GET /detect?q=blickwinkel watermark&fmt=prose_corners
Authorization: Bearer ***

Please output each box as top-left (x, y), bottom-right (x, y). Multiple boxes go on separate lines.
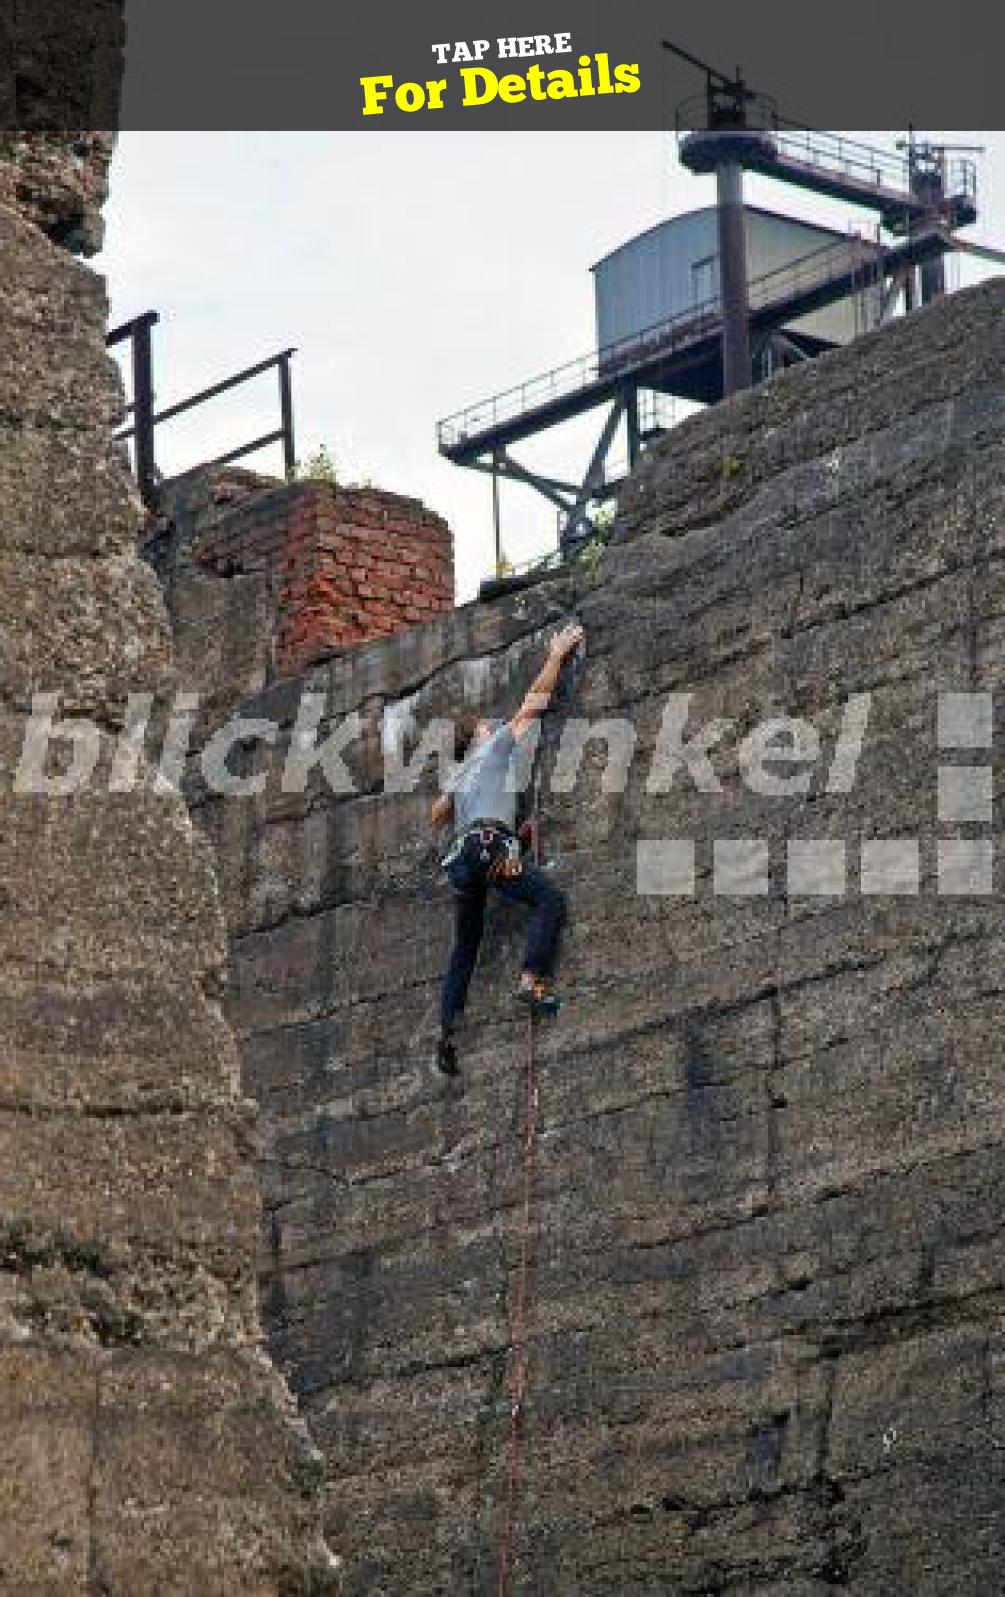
top-left (8, 687), bottom-right (996, 901)
top-left (12, 687), bottom-right (872, 798)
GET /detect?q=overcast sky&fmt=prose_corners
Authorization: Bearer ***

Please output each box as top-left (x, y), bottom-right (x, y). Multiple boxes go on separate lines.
top-left (97, 131), bottom-right (1004, 600)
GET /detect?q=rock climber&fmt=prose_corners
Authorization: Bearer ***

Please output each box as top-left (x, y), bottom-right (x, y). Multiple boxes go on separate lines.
top-left (431, 621), bottom-right (585, 1076)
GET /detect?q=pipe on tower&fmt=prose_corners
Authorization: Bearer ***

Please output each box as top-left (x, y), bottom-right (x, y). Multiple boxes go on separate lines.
top-left (716, 159), bottom-right (752, 395)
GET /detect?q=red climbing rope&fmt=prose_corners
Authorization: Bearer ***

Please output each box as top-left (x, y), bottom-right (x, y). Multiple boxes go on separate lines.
top-left (495, 1003), bottom-right (539, 1597)
top-left (495, 820), bottom-right (544, 1597)
top-left (494, 635), bottom-right (583, 1594)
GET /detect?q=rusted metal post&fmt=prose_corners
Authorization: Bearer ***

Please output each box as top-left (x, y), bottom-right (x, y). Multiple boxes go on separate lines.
top-left (278, 353), bottom-right (297, 480)
top-left (130, 311), bottom-right (159, 507)
top-left (717, 158), bottom-right (752, 395)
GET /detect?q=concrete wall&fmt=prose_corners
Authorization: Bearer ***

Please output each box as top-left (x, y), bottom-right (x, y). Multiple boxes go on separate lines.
top-left (0, 0), bottom-right (122, 257)
top-left (171, 276), bottom-right (1005, 1592)
top-left (0, 98), bottom-right (338, 1597)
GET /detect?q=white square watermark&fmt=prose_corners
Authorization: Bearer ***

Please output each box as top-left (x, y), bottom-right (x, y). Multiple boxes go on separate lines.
top-left (636, 839), bottom-right (696, 897)
top-left (938, 692), bottom-right (993, 749)
top-left (860, 838), bottom-right (921, 896)
top-left (787, 839), bottom-right (847, 897)
top-left (713, 838), bottom-right (770, 896)
top-left (937, 839), bottom-right (994, 896)
top-left (937, 765), bottom-right (993, 824)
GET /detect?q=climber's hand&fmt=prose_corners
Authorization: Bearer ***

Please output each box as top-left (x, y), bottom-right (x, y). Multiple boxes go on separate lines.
top-left (431, 793), bottom-right (453, 830)
top-left (518, 818), bottom-right (538, 854)
top-left (550, 622), bottom-right (585, 661)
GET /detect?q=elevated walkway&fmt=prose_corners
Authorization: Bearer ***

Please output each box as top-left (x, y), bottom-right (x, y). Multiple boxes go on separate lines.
top-left (676, 105), bottom-right (978, 233)
top-left (438, 224), bottom-right (950, 465)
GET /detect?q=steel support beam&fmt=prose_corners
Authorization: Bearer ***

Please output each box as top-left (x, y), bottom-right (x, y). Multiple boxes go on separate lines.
top-left (625, 386), bottom-right (641, 470)
top-left (467, 459), bottom-right (585, 499)
top-left (943, 234), bottom-right (1005, 267)
top-left (766, 329), bottom-right (812, 369)
top-left (562, 399), bottom-right (624, 543)
top-left (491, 450), bottom-right (502, 572)
top-left (463, 397), bottom-right (631, 561)
top-left (490, 452), bottom-right (578, 521)
top-left (919, 252), bottom-right (946, 304)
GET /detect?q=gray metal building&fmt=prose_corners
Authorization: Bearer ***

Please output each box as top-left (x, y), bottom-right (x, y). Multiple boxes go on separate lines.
top-left (593, 205), bottom-right (885, 360)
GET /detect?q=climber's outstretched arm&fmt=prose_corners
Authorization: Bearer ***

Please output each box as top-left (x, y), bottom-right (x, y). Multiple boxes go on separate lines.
top-left (509, 622), bottom-right (585, 742)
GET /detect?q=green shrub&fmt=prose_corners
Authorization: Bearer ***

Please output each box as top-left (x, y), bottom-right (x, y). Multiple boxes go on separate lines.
top-left (295, 443), bottom-right (338, 485)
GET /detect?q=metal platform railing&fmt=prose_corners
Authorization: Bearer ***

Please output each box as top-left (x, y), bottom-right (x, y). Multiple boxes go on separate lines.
top-left (107, 311), bottom-right (297, 509)
top-left (770, 123), bottom-right (977, 211)
top-left (771, 124), bottom-right (911, 193)
top-left (673, 103), bottom-right (978, 216)
top-left (437, 232), bottom-right (879, 455)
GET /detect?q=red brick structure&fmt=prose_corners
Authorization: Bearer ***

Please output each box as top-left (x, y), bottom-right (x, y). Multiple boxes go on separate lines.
top-left (153, 467), bottom-right (454, 677)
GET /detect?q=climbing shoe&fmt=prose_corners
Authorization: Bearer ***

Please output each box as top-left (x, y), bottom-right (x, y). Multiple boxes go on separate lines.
top-left (516, 977), bottom-right (561, 1018)
top-left (436, 1030), bottom-right (460, 1076)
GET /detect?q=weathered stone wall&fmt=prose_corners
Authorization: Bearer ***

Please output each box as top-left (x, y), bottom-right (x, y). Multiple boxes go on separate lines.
top-left (0, 122), bottom-right (338, 1597)
top-left (181, 278), bottom-right (1005, 1593)
top-left (0, 133), bottom-right (116, 255)
top-left (0, 0), bottom-right (122, 256)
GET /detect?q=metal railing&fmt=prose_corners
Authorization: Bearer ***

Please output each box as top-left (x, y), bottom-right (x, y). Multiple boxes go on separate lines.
top-left (107, 311), bottom-right (297, 508)
top-left (770, 123), bottom-right (976, 208)
top-left (925, 152), bottom-right (978, 207)
top-left (674, 104), bottom-right (977, 212)
top-left (438, 232), bottom-right (880, 454)
top-left (438, 313), bottom-right (712, 453)
top-left (770, 123), bottom-right (913, 193)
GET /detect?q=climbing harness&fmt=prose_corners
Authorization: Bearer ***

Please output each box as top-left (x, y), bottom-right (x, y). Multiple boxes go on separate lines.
top-left (494, 628), bottom-right (585, 1596)
top-left (489, 835), bottom-right (524, 883)
top-left (440, 820), bottom-right (522, 881)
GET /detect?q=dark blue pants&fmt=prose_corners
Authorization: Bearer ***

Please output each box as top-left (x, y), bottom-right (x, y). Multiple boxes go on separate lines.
top-left (440, 832), bottom-right (567, 1033)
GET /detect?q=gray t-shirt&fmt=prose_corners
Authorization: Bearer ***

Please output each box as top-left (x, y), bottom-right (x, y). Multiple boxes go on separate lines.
top-left (445, 723), bottom-right (524, 834)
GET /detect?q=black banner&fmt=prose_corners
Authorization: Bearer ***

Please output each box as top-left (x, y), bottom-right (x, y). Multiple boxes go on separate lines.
top-left (5, 0), bottom-right (1005, 131)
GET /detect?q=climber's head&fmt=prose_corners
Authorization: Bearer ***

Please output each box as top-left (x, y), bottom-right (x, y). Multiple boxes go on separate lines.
top-left (453, 713), bottom-right (497, 761)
